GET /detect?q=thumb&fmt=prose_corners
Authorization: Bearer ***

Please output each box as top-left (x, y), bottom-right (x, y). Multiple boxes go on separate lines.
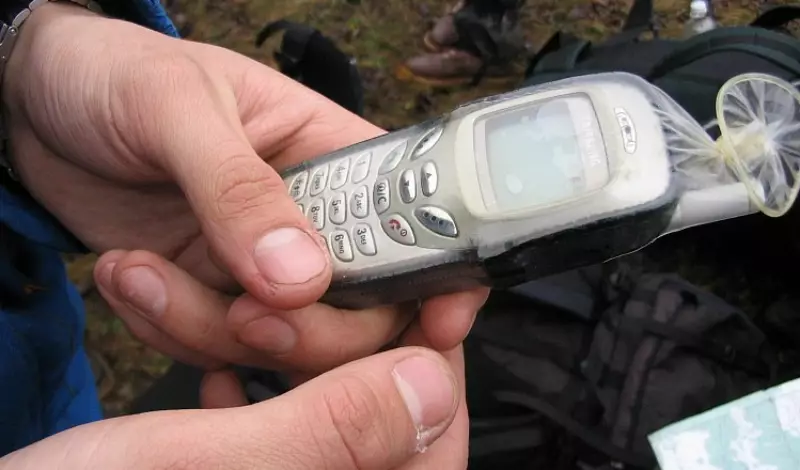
top-left (263, 348), bottom-right (459, 467)
top-left (151, 56), bottom-right (331, 310)
top-left (230, 347), bottom-right (459, 470)
top-left (0, 348), bottom-right (458, 470)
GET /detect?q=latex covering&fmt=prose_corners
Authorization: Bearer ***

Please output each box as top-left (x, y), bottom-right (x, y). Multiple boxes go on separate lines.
top-left (648, 72), bottom-right (800, 218)
top-left (460, 72), bottom-right (800, 257)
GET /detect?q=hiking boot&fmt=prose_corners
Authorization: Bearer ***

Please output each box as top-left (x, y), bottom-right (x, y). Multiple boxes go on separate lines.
top-left (424, 14), bottom-right (459, 52)
top-left (396, 48), bottom-right (518, 87)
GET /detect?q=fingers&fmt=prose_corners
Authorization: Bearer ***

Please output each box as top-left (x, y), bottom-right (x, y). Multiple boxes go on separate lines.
top-left (0, 348), bottom-right (459, 470)
top-left (420, 287), bottom-right (490, 351)
top-left (200, 370), bottom-right (249, 409)
top-left (94, 250), bottom-right (414, 373)
top-left (398, 323), bottom-right (471, 470)
top-left (147, 56), bottom-right (331, 311)
top-left (244, 347), bottom-right (459, 470)
top-left (226, 295), bottom-right (415, 373)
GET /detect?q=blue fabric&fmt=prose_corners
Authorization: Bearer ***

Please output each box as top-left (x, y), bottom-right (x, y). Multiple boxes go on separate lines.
top-left (0, 0), bottom-right (179, 457)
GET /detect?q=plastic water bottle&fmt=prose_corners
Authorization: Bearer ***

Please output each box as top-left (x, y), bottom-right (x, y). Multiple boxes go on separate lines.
top-left (683, 0), bottom-right (717, 38)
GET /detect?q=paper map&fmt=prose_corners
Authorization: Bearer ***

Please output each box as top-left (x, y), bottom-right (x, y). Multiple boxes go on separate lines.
top-left (649, 378), bottom-right (800, 469)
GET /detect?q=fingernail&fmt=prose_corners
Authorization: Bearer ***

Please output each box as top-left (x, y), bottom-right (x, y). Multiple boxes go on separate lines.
top-left (97, 262), bottom-right (116, 288)
top-left (254, 227), bottom-right (327, 285)
top-left (239, 316), bottom-right (297, 355)
top-left (392, 355), bottom-right (457, 450)
top-left (117, 266), bottom-right (167, 317)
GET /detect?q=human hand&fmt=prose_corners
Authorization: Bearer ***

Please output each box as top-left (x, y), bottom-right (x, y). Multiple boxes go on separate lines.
top-left (2, 3), bottom-right (489, 375)
top-left (89, 248), bottom-right (470, 470)
top-left (0, 343), bottom-right (467, 470)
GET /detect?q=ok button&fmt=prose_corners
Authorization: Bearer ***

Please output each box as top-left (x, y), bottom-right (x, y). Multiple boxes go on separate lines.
top-left (374, 178), bottom-right (390, 214)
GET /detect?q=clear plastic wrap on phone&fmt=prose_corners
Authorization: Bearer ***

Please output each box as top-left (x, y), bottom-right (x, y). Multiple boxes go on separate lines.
top-left (463, 72), bottom-right (800, 257)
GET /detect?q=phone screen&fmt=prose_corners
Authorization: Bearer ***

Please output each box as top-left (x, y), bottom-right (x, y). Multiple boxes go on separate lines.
top-left (480, 96), bottom-right (601, 213)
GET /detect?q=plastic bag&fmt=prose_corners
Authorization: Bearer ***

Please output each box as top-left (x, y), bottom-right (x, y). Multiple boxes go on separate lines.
top-left (455, 72), bottom-right (800, 257)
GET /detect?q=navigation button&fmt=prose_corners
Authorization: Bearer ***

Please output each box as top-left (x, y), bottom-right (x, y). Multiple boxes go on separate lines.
top-left (381, 214), bottom-right (416, 245)
top-left (309, 165), bottom-right (329, 196)
top-left (307, 199), bottom-right (325, 230)
top-left (329, 192), bottom-right (347, 225)
top-left (415, 206), bottom-right (458, 238)
top-left (378, 141), bottom-right (408, 175)
top-left (421, 162), bottom-right (438, 196)
top-left (351, 152), bottom-right (372, 183)
top-left (330, 159), bottom-right (350, 189)
top-left (411, 124), bottom-right (444, 160)
top-left (374, 178), bottom-right (391, 214)
top-left (330, 230), bottom-right (354, 262)
top-left (350, 185), bottom-right (369, 218)
top-left (399, 169), bottom-right (416, 203)
top-left (288, 171), bottom-right (309, 200)
top-left (353, 224), bottom-right (377, 256)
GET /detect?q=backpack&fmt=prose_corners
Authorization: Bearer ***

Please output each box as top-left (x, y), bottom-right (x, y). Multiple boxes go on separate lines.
top-left (465, 258), bottom-right (786, 470)
top-left (521, 2), bottom-right (800, 126)
top-left (255, 19), bottom-right (365, 117)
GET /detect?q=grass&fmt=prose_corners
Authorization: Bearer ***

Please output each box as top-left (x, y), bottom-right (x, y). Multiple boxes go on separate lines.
top-left (67, 0), bottom-right (798, 416)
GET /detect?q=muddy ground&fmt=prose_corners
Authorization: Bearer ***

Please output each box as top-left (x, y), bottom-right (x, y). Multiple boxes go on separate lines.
top-left (65, 0), bottom-right (799, 416)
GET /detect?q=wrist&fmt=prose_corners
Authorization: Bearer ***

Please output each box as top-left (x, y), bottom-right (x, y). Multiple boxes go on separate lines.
top-left (4, 3), bottom-right (100, 99)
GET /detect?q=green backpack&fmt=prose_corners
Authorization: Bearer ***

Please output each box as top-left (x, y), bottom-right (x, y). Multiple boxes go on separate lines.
top-left (522, 2), bottom-right (800, 125)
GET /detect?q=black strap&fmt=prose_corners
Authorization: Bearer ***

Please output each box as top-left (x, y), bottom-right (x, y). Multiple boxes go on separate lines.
top-left (647, 27), bottom-right (800, 79)
top-left (751, 4), bottom-right (800, 30)
top-left (494, 391), bottom-right (654, 468)
top-left (254, 19), bottom-right (365, 116)
top-left (619, 316), bottom-right (776, 379)
top-left (255, 19), bottom-right (316, 78)
top-left (621, 0), bottom-right (654, 34)
top-left (527, 32), bottom-right (590, 76)
top-left (469, 425), bottom-right (544, 458)
top-left (526, 0), bottom-right (654, 76)
top-left (605, 0), bottom-right (657, 46)
top-left (469, 316), bottom-right (586, 374)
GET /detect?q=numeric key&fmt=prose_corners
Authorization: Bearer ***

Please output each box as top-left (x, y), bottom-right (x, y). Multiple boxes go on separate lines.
top-left (330, 230), bottom-right (354, 262)
top-left (353, 224), bottom-right (377, 256)
top-left (350, 185), bottom-right (369, 218)
top-left (309, 165), bottom-right (329, 196)
top-left (330, 159), bottom-right (350, 189)
top-left (329, 192), bottom-right (347, 225)
top-left (307, 199), bottom-right (325, 230)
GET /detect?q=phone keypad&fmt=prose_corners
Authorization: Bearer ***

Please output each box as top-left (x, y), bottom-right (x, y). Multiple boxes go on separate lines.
top-left (289, 171), bottom-right (309, 200)
top-left (308, 199), bottom-right (325, 230)
top-left (411, 124), bottom-right (444, 161)
top-left (288, 124), bottom-right (459, 264)
top-left (309, 165), bottom-right (329, 196)
top-left (330, 230), bottom-right (354, 262)
top-left (399, 169), bottom-right (416, 203)
top-left (330, 159), bottom-right (350, 189)
top-left (351, 186), bottom-right (370, 219)
top-left (374, 178), bottom-right (391, 214)
top-left (421, 162), bottom-right (438, 196)
top-left (353, 223), bottom-right (377, 256)
top-left (329, 192), bottom-right (347, 225)
top-left (380, 213), bottom-right (416, 245)
top-left (378, 141), bottom-right (408, 175)
top-left (351, 152), bottom-right (372, 183)
top-left (415, 206), bottom-right (457, 238)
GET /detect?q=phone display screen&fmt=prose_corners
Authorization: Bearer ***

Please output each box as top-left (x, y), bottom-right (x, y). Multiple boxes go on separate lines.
top-left (477, 95), bottom-right (608, 213)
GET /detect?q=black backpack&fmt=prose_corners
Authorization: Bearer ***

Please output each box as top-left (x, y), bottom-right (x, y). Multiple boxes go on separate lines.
top-left (522, 2), bottom-right (800, 125)
top-left (255, 19), bottom-right (365, 117)
top-left (465, 258), bottom-right (787, 470)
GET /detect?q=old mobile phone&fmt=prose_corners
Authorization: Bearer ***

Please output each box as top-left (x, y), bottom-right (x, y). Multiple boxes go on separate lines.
top-left (281, 75), bottom-right (754, 309)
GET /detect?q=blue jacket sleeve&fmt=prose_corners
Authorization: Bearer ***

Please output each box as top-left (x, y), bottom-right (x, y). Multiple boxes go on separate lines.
top-left (0, 0), bottom-right (179, 457)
